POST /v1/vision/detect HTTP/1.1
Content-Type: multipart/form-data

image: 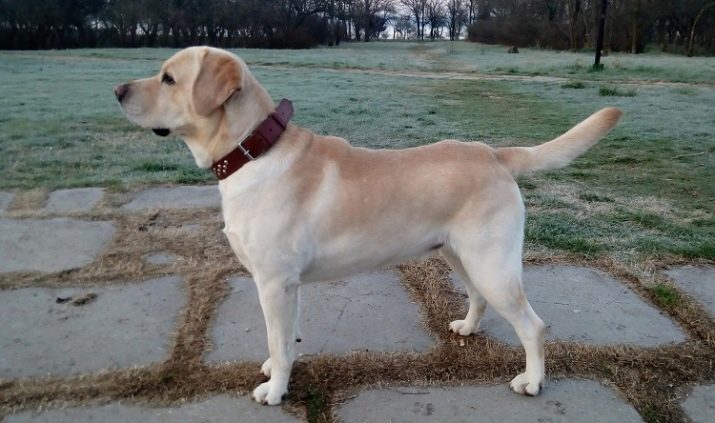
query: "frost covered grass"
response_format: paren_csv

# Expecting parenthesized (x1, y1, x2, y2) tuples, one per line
(0, 42, 713, 260)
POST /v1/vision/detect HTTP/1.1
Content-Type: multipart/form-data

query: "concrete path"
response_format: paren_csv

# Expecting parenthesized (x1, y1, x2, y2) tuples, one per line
(0, 218, 116, 273)
(207, 271, 434, 362)
(337, 379, 642, 423)
(665, 265, 715, 316)
(0, 185, 709, 422)
(44, 188, 104, 214)
(0, 191, 14, 213)
(5, 395, 299, 423)
(451, 265, 686, 346)
(682, 384, 715, 423)
(0, 277, 184, 378)
(121, 186, 220, 211)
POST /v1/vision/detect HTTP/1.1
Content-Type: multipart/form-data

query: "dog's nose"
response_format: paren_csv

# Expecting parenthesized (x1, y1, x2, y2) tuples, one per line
(114, 84, 129, 102)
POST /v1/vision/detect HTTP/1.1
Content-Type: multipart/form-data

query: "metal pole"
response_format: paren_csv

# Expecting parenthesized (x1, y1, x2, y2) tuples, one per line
(594, 0, 608, 69)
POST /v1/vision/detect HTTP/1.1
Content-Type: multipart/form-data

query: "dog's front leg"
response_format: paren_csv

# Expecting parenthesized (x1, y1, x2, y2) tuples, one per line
(252, 276, 299, 405)
(260, 285, 302, 377)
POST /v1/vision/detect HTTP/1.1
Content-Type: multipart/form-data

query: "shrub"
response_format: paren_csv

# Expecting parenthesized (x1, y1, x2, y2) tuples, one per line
(599, 86, 637, 97)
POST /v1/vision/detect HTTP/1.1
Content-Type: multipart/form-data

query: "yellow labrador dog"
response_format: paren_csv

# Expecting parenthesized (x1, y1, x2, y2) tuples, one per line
(115, 46, 621, 405)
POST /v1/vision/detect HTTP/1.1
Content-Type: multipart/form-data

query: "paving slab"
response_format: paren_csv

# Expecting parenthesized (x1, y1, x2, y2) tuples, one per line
(0, 276, 184, 378)
(0, 218, 116, 273)
(665, 265, 715, 316)
(4, 394, 299, 423)
(144, 251, 181, 265)
(207, 271, 434, 362)
(43, 188, 104, 214)
(450, 265, 685, 346)
(121, 186, 220, 211)
(337, 379, 642, 423)
(682, 384, 715, 423)
(0, 191, 14, 213)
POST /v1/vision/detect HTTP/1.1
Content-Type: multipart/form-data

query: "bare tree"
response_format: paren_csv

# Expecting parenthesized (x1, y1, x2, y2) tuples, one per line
(425, 0, 445, 40)
(401, 0, 427, 39)
(446, 0, 467, 40)
(394, 13, 416, 38)
(566, 0, 581, 50)
(687, 1, 715, 56)
(353, 0, 394, 41)
(466, 0, 477, 24)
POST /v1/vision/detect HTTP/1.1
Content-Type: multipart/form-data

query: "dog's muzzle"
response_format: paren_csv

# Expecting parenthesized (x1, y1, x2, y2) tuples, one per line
(114, 84, 129, 103)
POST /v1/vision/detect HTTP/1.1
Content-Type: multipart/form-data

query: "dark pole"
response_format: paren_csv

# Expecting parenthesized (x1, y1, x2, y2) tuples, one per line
(594, 0, 608, 69)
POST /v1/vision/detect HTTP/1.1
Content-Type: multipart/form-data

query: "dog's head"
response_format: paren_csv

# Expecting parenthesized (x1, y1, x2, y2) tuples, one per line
(115, 46, 244, 137)
(115, 46, 276, 167)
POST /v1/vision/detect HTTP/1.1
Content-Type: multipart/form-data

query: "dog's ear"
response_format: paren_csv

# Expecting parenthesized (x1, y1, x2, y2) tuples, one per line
(192, 50, 242, 116)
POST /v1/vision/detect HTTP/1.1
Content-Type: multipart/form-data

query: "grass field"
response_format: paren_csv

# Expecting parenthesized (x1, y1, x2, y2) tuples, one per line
(1, 41, 712, 262)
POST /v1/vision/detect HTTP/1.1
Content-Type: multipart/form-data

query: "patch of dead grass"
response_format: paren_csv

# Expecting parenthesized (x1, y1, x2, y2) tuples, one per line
(6, 188, 48, 213)
(531, 182, 677, 219)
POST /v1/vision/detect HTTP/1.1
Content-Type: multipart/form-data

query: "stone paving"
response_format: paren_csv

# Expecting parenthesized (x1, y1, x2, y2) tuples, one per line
(666, 265, 715, 317)
(4, 395, 299, 423)
(43, 188, 104, 214)
(0, 191, 14, 213)
(337, 379, 642, 422)
(121, 185, 220, 211)
(682, 384, 715, 423)
(0, 218, 116, 273)
(450, 265, 686, 346)
(207, 271, 434, 362)
(0, 276, 184, 378)
(1, 185, 714, 422)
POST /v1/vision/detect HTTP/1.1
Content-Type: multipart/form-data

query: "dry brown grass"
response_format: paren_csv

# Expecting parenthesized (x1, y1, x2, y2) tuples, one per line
(1, 196, 714, 423)
(5, 188, 48, 213)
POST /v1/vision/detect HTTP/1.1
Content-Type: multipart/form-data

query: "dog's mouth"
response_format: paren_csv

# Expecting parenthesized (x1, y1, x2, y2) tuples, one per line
(152, 128, 171, 137)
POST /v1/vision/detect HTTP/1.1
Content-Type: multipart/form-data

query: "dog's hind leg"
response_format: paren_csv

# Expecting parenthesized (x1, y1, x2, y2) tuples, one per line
(442, 249, 487, 336)
(450, 209, 545, 396)
(252, 275, 300, 405)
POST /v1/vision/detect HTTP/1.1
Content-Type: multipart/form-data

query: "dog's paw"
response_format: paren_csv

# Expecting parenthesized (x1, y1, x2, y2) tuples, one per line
(252, 381, 286, 405)
(260, 358, 271, 377)
(509, 372, 543, 396)
(449, 319, 478, 336)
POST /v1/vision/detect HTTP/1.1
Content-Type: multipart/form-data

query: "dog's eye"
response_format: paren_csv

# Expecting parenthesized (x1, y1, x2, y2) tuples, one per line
(162, 73, 175, 85)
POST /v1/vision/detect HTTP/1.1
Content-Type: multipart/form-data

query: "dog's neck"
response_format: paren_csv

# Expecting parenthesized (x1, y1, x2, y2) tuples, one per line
(183, 72, 276, 169)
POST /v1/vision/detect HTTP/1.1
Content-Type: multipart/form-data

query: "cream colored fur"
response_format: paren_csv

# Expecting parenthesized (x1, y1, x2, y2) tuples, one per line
(115, 46, 622, 406)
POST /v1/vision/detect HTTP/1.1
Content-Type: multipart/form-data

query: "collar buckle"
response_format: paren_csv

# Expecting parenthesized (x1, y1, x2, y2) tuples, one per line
(237, 137, 256, 161)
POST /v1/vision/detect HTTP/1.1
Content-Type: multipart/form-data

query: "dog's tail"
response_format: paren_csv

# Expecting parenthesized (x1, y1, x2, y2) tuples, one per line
(495, 107, 622, 177)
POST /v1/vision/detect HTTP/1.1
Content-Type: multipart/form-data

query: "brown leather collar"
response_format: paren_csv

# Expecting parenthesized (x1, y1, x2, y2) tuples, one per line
(212, 99, 293, 180)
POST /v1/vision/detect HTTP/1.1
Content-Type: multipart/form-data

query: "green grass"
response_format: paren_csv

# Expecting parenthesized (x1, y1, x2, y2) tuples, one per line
(562, 80, 587, 89)
(304, 387, 328, 423)
(578, 192, 614, 203)
(599, 85, 637, 97)
(526, 212, 605, 255)
(650, 284, 680, 307)
(1, 41, 713, 261)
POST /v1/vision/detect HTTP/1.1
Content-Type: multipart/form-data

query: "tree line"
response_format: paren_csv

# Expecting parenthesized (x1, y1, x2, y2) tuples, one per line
(1, 1, 713, 54)
(0, 0, 396, 49)
(466, 1, 715, 55)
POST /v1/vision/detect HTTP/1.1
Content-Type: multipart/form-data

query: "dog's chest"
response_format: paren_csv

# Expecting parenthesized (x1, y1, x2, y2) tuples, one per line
(219, 180, 306, 274)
